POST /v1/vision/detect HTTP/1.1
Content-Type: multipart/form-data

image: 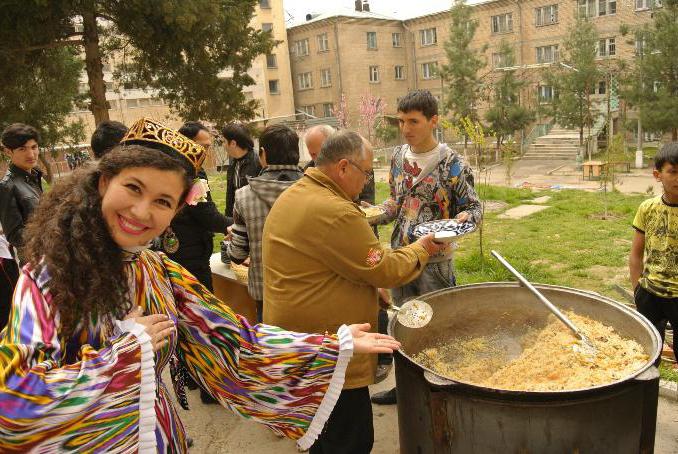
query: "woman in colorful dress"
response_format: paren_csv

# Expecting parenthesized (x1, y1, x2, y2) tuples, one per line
(0, 118, 399, 453)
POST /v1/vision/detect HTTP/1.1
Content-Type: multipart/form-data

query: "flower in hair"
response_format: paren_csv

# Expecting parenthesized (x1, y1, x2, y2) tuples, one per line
(186, 178, 210, 205)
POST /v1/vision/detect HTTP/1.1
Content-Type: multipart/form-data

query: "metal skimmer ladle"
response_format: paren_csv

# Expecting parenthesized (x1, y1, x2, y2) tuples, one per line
(388, 299, 434, 329)
(491, 250, 597, 355)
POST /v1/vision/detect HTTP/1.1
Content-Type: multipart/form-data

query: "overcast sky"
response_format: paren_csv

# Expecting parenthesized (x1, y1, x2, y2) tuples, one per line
(283, 0, 453, 25)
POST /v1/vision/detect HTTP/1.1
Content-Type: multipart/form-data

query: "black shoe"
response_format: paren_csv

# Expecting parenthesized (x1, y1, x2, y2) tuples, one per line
(370, 387, 397, 405)
(187, 437, 194, 448)
(200, 389, 218, 405)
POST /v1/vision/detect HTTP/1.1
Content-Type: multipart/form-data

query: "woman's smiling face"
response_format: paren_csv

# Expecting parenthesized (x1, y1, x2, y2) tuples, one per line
(98, 167, 186, 248)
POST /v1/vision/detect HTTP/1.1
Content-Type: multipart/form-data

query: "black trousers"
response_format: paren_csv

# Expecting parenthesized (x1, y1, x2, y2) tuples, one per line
(310, 387, 373, 454)
(0, 258, 19, 331)
(635, 285, 678, 365)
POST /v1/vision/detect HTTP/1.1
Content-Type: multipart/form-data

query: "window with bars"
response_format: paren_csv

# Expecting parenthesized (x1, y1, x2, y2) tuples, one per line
(491, 13, 513, 34)
(635, 0, 661, 9)
(578, 0, 616, 17)
(262, 23, 273, 33)
(294, 39, 309, 57)
(395, 65, 405, 80)
(492, 52, 510, 68)
(535, 4, 558, 26)
(420, 28, 437, 46)
(392, 33, 402, 47)
(297, 72, 313, 90)
(259, 0, 271, 8)
(369, 65, 380, 83)
(268, 80, 279, 94)
(266, 54, 277, 68)
(320, 68, 332, 87)
(536, 44, 559, 63)
(300, 105, 316, 117)
(367, 32, 378, 49)
(317, 33, 329, 52)
(422, 62, 438, 79)
(323, 103, 333, 118)
(597, 37, 616, 57)
(538, 85, 554, 103)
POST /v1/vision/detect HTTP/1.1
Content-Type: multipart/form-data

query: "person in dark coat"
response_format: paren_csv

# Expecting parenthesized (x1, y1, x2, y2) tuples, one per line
(221, 123, 261, 225)
(166, 121, 229, 405)
(0, 123, 44, 263)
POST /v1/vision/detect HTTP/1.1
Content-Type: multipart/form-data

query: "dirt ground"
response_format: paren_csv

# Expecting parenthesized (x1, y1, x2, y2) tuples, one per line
(179, 159, 675, 453)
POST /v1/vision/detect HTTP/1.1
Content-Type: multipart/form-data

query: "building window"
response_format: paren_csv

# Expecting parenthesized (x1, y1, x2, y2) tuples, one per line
(323, 103, 333, 117)
(392, 32, 402, 47)
(126, 99, 139, 108)
(266, 54, 277, 68)
(369, 65, 380, 83)
(422, 62, 439, 79)
(536, 44, 559, 63)
(635, 0, 661, 9)
(150, 98, 164, 106)
(491, 13, 513, 34)
(294, 39, 309, 57)
(268, 80, 279, 94)
(635, 36, 646, 55)
(317, 33, 329, 52)
(262, 23, 273, 33)
(597, 37, 616, 57)
(367, 32, 378, 49)
(578, 0, 616, 17)
(105, 81, 114, 90)
(259, 0, 271, 8)
(492, 52, 510, 68)
(300, 105, 316, 117)
(320, 68, 332, 87)
(538, 85, 554, 103)
(597, 80, 607, 95)
(297, 72, 313, 90)
(535, 4, 558, 26)
(394, 65, 405, 80)
(420, 27, 437, 46)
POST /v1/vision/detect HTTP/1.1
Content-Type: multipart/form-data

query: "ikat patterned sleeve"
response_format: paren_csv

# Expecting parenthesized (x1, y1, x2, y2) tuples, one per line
(161, 255, 353, 451)
(0, 268, 157, 453)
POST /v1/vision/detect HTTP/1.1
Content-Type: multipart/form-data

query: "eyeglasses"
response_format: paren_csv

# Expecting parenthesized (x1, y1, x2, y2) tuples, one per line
(346, 159, 374, 182)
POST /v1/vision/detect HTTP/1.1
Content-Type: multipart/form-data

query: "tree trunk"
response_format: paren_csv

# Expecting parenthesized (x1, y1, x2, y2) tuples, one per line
(81, 5, 109, 125)
(673, 128, 677, 141)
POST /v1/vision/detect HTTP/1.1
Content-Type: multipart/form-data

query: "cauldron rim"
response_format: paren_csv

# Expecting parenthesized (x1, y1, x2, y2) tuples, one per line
(388, 282, 662, 396)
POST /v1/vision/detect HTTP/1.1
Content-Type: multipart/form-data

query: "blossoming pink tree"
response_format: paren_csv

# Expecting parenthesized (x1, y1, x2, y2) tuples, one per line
(334, 93, 350, 129)
(358, 94, 386, 144)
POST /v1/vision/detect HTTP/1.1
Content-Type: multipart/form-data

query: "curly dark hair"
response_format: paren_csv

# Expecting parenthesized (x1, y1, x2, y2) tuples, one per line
(23, 145, 194, 337)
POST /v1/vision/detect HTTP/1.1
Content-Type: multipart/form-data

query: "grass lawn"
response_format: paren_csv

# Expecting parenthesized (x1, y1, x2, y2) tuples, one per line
(211, 172, 676, 380)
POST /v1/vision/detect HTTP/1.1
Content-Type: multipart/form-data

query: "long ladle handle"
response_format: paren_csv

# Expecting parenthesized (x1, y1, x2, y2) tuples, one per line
(491, 250, 585, 342)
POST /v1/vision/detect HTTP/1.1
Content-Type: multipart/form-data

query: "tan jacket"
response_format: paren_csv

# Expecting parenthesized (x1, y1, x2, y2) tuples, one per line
(262, 168, 430, 389)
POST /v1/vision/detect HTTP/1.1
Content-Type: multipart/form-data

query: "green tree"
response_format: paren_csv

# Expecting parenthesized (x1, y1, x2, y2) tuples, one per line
(620, 0, 678, 141)
(484, 41, 534, 151)
(545, 16, 601, 156)
(0, 1, 275, 126)
(441, 0, 486, 128)
(0, 45, 85, 177)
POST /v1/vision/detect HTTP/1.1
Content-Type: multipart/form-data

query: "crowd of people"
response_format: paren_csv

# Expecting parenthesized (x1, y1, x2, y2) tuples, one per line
(0, 87, 675, 453)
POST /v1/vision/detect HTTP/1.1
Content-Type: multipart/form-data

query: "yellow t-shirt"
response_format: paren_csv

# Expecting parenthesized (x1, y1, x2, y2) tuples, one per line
(633, 196, 678, 297)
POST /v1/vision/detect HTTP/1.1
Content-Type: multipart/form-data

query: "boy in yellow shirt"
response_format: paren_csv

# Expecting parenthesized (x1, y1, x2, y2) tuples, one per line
(629, 143, 678, 366)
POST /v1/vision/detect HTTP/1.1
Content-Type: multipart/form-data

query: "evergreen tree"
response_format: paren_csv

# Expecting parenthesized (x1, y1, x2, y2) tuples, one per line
(0, 1, 275, 126)
(441, 0, 486, 126)
(544, 16, 601, 153)
(620, 0, 678, 140)
(484, 41, 534, 149)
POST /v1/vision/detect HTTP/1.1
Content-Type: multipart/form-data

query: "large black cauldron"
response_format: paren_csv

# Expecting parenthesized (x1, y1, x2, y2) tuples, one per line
(388, 283, 662, 454)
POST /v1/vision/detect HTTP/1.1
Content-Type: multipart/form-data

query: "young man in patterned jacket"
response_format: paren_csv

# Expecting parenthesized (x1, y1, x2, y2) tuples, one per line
(370, 90, 482, 405)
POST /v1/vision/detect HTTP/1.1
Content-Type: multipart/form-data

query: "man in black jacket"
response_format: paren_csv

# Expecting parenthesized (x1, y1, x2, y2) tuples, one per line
(168, 122, 228, 292)
(0, 123, 43, 263)
(221, 123, 261, 225)
(167, 121, 228, 406)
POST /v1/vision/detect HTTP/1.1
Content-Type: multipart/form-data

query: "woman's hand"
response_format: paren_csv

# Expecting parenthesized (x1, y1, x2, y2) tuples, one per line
(348, 323, 401, 354)
(125, 306, 175, 352)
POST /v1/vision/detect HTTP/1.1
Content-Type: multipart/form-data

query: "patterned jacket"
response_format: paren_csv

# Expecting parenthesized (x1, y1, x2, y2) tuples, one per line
(379, 143, 482, 259)
(228, 165, 304, 300)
